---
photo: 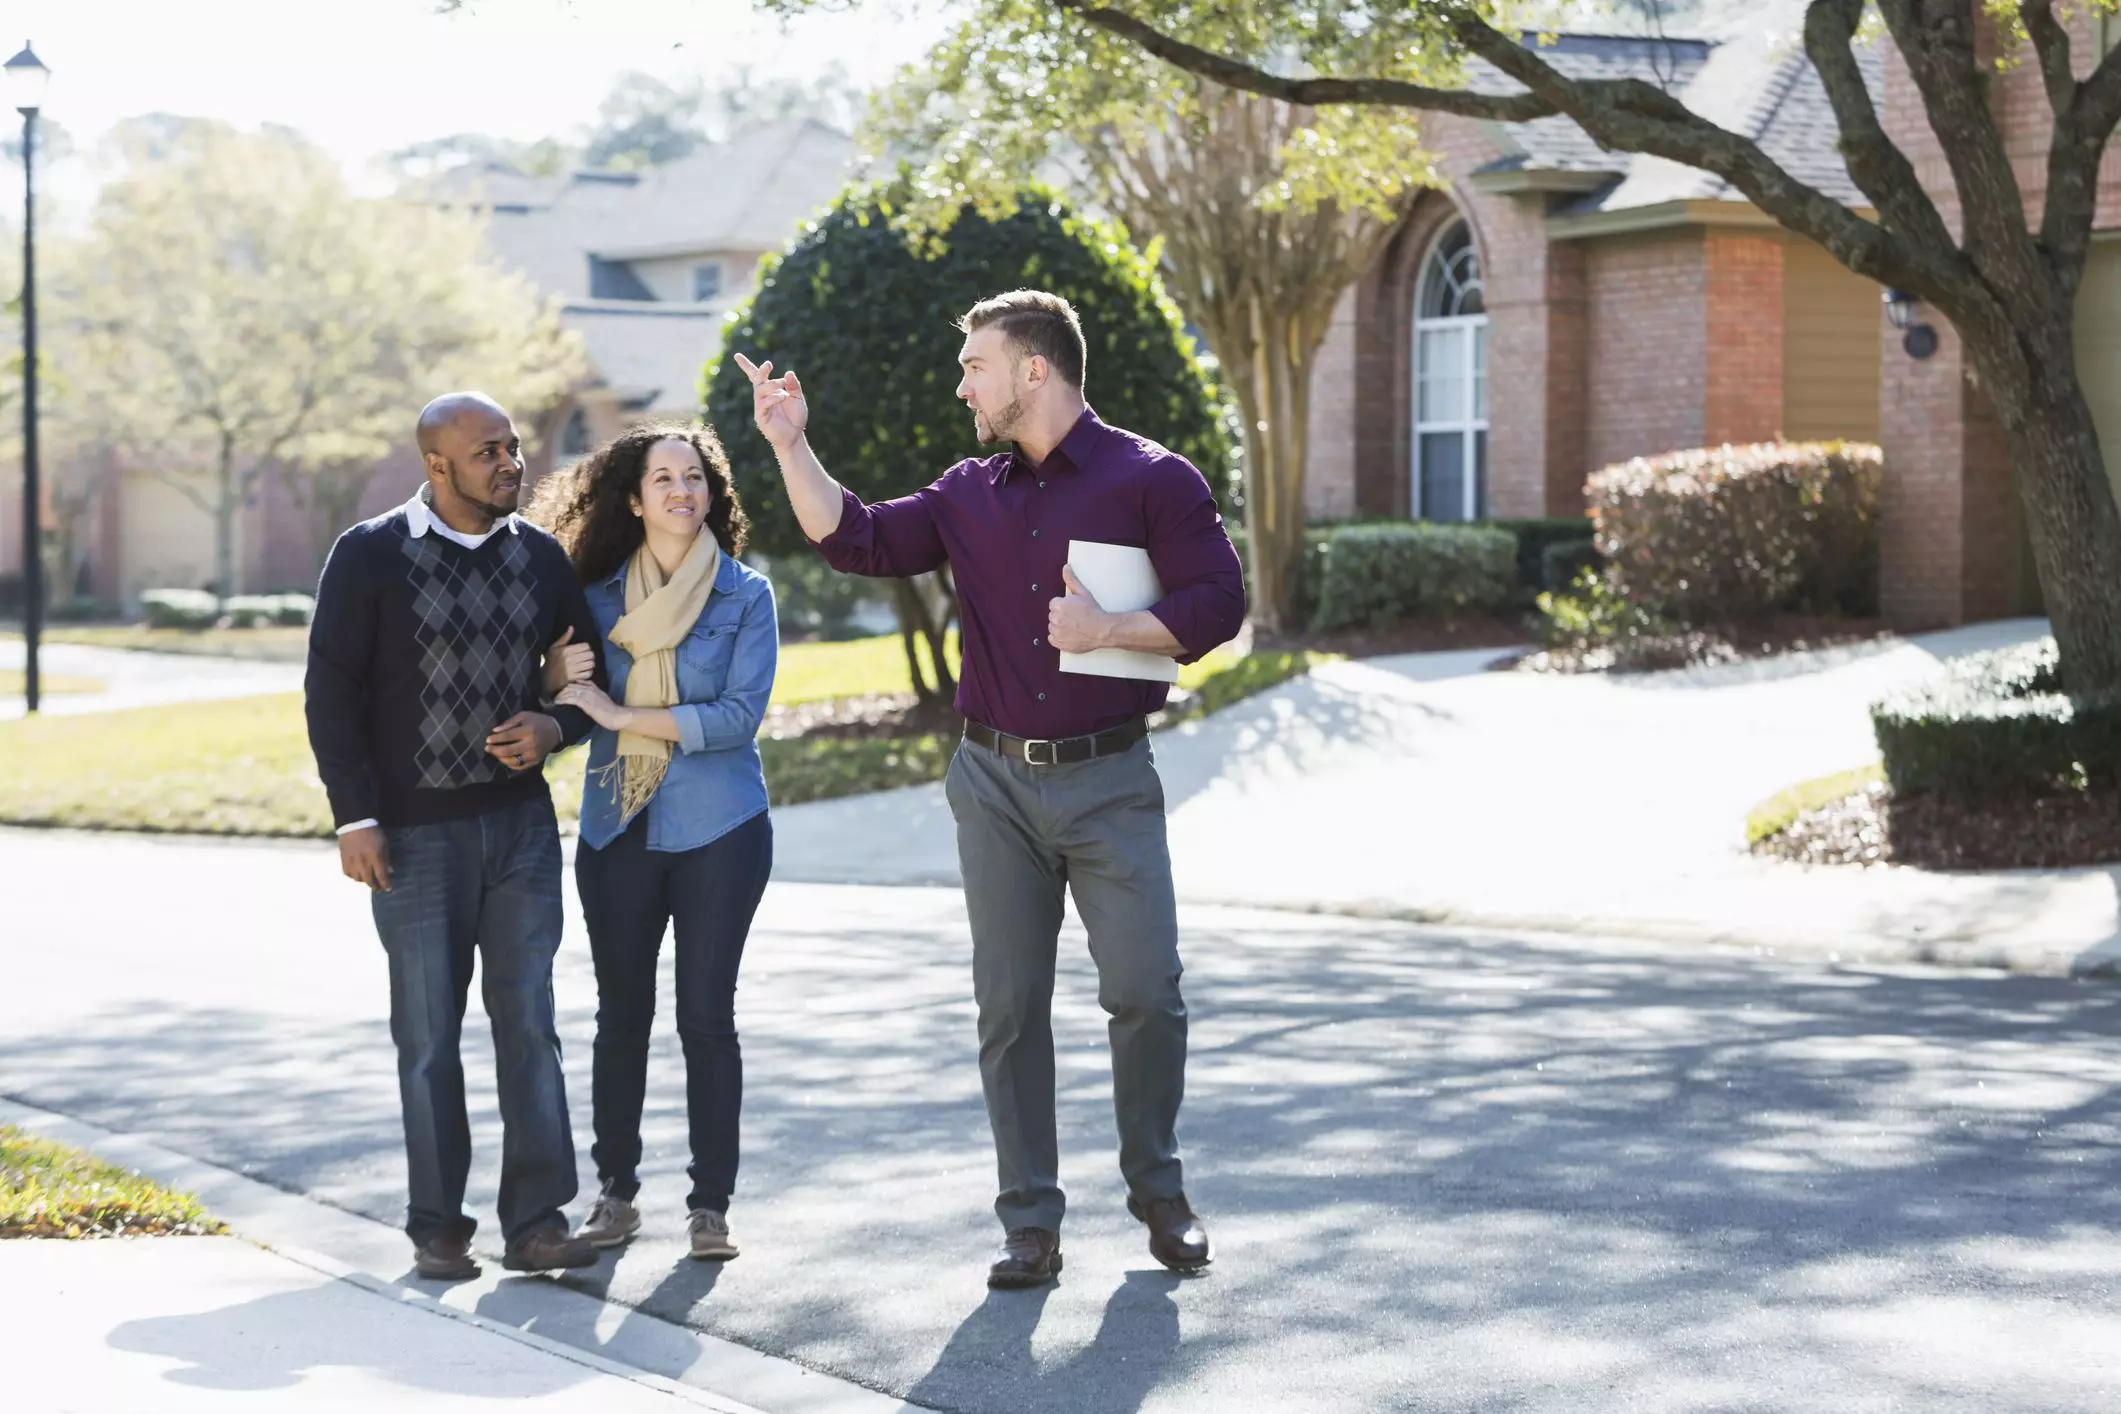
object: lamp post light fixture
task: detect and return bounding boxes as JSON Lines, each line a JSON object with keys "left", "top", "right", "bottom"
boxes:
{"left": 1883, "top": 287, "right": 1940, "bottom": 361}
{"left": 4, "top": 41, "right": 46, "bottom": 713}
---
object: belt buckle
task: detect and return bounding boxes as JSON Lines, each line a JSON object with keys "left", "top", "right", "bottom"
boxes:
{"left": 1022, "top": 737, "right": 1059, "bottom": 767}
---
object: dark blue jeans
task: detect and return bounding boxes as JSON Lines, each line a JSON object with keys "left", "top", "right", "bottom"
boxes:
{"left": 575, "top": 808, "right": 772, "bottom": 1215}
{"left": 370, "top": 795, "right": 577, "bottom": 1247}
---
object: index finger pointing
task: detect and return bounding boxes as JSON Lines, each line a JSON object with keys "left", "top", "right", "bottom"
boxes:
{"left": 733, "top": 352, "right": 765, "bottom": 384}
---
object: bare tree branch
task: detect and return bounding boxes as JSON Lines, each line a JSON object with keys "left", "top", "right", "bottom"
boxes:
{"left": 2078, "top": 30, "right": 2121, "bottom": 147}
{"left": 1050, "top": 0, "right": 1556, "bottom": 121}
{"left": 2021, "top": 0, "right": 2078, "bottom": 124}
{"left": 1802, "top": 0, "right": 1960, "bottom": 272}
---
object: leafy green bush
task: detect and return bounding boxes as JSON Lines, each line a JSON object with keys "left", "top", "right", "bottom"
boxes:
{"left": 223, "top": 594, "right": 315, "bottom": 628}
{"left": 1589, "top": 441, "right": 1881, "bottom": 622}
{"left": 139, "top": 588, "right": 219, "bottom": 629}
{"left": 1540, "top": 537, "right": 1603, "bottom": 593}
{"left": 1871, "top": 637, "right": 2121, "bottom": 798}
{"left": 1486, "top": 517, "right": 1596, "bottom": 595}
{"left": 1311, "top": 523, "right": 1516, "bottom": 633}
{"left": 759, "top": 553, "right": 872, "bottom": 641}
{"left": 1224, "top": 524, "right": 1331, "bottom": 623}
{"left": 1535, "top": 568, "right": 1677, "bottom": 653}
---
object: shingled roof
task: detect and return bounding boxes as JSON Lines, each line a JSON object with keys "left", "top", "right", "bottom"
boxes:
{"left": 1469, "top": 3, "right": 1881, "bottom": 217}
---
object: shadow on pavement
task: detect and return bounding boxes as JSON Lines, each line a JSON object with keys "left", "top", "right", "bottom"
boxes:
{"left": 18, "top": 907, "right": 2121, "bottom": 1411}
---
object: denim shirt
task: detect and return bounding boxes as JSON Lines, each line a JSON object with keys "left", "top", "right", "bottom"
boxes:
{"left": 576, "top": 550, "right": 777, "bottom": 853}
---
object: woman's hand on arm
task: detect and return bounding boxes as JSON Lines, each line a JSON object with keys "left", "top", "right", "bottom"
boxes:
{"left": 552, "top": 681, "right": 685, "bottom": 742}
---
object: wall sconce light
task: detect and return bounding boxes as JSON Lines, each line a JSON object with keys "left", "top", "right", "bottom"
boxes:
{"left": 1883, "top": 288, "right": 1939, "bottom": 359}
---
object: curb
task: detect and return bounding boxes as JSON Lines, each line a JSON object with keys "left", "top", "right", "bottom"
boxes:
{"left": 0, "top": 1098, "right": 929, "bottom": 1414}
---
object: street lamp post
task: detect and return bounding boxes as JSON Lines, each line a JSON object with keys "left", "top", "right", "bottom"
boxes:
{"left": 5, "top": 43, "right": 47, "bottom": 713}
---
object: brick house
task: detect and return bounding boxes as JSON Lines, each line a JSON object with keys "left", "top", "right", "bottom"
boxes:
{"left": 1300, "top": 8, "right": 2087, "bottom": 626}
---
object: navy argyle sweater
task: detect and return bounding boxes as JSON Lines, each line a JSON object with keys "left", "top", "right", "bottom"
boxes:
{"left": 304, "top": 495, "right": 605, "bottom": 829}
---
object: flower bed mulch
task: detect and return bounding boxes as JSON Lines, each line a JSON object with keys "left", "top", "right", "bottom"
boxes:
{"left": 1503, "top": 614, "right": 1893, "bottom": 675}
{"left": 1753, "top": 782, "right": 2121, "bottom": 870}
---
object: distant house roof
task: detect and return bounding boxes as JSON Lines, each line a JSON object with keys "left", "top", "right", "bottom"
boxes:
{"left": 1469, "top": 2, "right": 1880, "bottom": 219}
{"left": 416, "top": 119, "right": 860, "bottom": 414}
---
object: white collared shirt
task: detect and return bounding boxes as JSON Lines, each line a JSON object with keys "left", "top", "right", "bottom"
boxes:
{"left": 404, "top": 485, "right": 519, "bottom": 550}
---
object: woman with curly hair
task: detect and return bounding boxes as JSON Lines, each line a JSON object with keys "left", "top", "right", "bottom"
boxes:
{"left": 529, "top": 422, "right": 776, "bottom": 1262}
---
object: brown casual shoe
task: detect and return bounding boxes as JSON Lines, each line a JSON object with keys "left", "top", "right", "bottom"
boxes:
{"left": 1128, "top": 1192, "right": 1211, "bottom": 1273}
{"left": 687, "top": 1208, "right": 739, "bottom": 1261}
{"left": 987, "top": 1227, "right": 1062, "bottom": 1289}
{"left": 580, "top": 1187, "right": 641, "bottom": 1250}
{"left": 502, "top": 1226, "right": 598, "bottom": 1273}
{"left": 412, "top": 1232, "right": 479, "bottom": 1282}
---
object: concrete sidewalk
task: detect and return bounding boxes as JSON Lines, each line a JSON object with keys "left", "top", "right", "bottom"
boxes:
{"left": 5, "top": 1237, "right": 738, "bottom": 1412}
{"left": 0, "top": 1100, "right": 919, "bottom": 1414}
{"left": 770, "top": 617, "right": 2121, "bottom": 978}
{"left": 0, "top": 640, "right": 303, "bottom": 721}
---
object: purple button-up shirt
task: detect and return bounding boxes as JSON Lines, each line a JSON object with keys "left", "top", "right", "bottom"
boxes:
{"left": 814, "top": 407, "right": 1246, "bottom": 740}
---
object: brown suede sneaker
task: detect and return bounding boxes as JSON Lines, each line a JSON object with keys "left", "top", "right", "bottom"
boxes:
{"left": 412, "top": 1232, "right": 479, "bottom": 1282}
{"left": 579, "top": 1187, "right": 641, "bottom": 1250}
{"left": 987, "top": 1227, "right": 1062, "bottom": 1289}
{"left": 502, "top": 1226, "right": 598, "bottom": 1273}
{"left": 687, "top": 1208, "right": 739, "bottom": 1261}
{"left": 1128, "top": 1192, "right": 1211, "bottom": 1273}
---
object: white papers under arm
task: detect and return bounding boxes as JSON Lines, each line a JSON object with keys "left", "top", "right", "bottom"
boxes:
{"left": 1058, "top": 540, "right": 1181, "bottom": 683}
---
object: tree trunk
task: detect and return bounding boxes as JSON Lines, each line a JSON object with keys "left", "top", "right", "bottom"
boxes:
{"left": 1964, "top": 326, "right": 2121, "bottom": 696}
{"left": 1228, "top": 303, "right": 1315, "bottom": 634}
{"left": 891, "top": 577, "right": 936, "bottom": 703}
{"left": 213, "top": 435, "right": 238, "bottom": 606}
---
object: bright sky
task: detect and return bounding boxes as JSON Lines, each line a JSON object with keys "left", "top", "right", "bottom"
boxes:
{"left": 17, "top": 0, "right": 950, "bottom": 209}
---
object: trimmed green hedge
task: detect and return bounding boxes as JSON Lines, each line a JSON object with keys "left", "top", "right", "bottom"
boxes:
{"left": 1311, "top": 524, "right": 1516, "bottom": 632}
{"left": 1226, "top": 521, "right": 1517, "bottom": 632}
{"left": 1871, "top": 637, "right": 2121, "bottom": 798}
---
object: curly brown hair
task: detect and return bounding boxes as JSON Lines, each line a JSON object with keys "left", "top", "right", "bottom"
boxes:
{"left": 527, "top": 422, "right": 750, "bottom": 585}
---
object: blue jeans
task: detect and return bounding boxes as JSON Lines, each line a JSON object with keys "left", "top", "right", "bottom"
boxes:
{"left": 575, "top": 808, "right": 772, "bottom": 1215}
{"left": 370, "top": 796, "right": 577, "bottom": 1246}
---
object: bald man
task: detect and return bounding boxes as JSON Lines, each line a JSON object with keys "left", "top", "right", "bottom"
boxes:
{"left": 305, "top": 392, "right": 608, "bottom": 1279}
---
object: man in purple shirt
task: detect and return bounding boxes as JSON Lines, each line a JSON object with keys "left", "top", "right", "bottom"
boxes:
{"left": 734, "top": 289, "right": 1244, "bottom": 1287}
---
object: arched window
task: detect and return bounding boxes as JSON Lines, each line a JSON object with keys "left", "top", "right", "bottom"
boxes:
{"left": 1413, "top": 220, "right": 1489, "bottom": 522}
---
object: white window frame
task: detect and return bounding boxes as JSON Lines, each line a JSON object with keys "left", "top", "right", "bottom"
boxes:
{"left": 692, "top": 261, "right": 724, "bottom": 302}
{"left": 1412, "top": 226, "right": 1489, "bottom": 523}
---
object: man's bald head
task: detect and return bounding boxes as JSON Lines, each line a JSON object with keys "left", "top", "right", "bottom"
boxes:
{"left": 417, "top": 391, "right": 525, "bottom": 529}
{"left": 416, "top": 391, "right": 511, "bottom": 458}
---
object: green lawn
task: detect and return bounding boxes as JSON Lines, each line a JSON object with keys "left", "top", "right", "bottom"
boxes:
{"left": 1, "top": 1125, "right": 224, "bottom": 1239}
{"left": 0, "top": 645, "right": 1319, "bottom": 836}
{"left": 1745, "top": 761, "right": 1885, "bottom": 845}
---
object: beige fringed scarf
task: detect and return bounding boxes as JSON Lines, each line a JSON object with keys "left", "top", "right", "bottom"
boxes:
{"left": 595, "top": 531, "right": 720, "bottom": 825}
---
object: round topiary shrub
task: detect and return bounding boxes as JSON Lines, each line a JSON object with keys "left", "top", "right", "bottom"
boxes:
{"left": 1589, "top": 441, "right": 1881, "bottom": 623}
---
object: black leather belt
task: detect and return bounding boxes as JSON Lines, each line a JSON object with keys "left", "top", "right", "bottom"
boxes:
{"left": 964, "top": 715, "right": 1147, "bottom": 766}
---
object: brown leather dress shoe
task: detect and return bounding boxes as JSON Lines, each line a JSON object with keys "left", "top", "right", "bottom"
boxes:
{"left": 412, "top": 1232, "right": 480, "bottom": 1282}
{"left": 987, "top": 1227, "right": 1063, "bottom": 1289}
{"left": 1129, "top": 1192, "right": 1211, "bottom": 1273}
{"left": 502, "top": 1226, "right": 598, "bottom": 1273}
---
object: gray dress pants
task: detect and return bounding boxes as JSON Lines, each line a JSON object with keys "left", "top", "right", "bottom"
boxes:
{"left": 945, "top": 734, "right": 1187, "bottom": 1233}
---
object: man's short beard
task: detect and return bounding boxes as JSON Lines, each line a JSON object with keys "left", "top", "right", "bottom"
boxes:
{"left": 447, "top": 464, "right": 518, "bottom": 520}
{"left": 977, "top": 396, "right": 1025, "bottom": 445}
